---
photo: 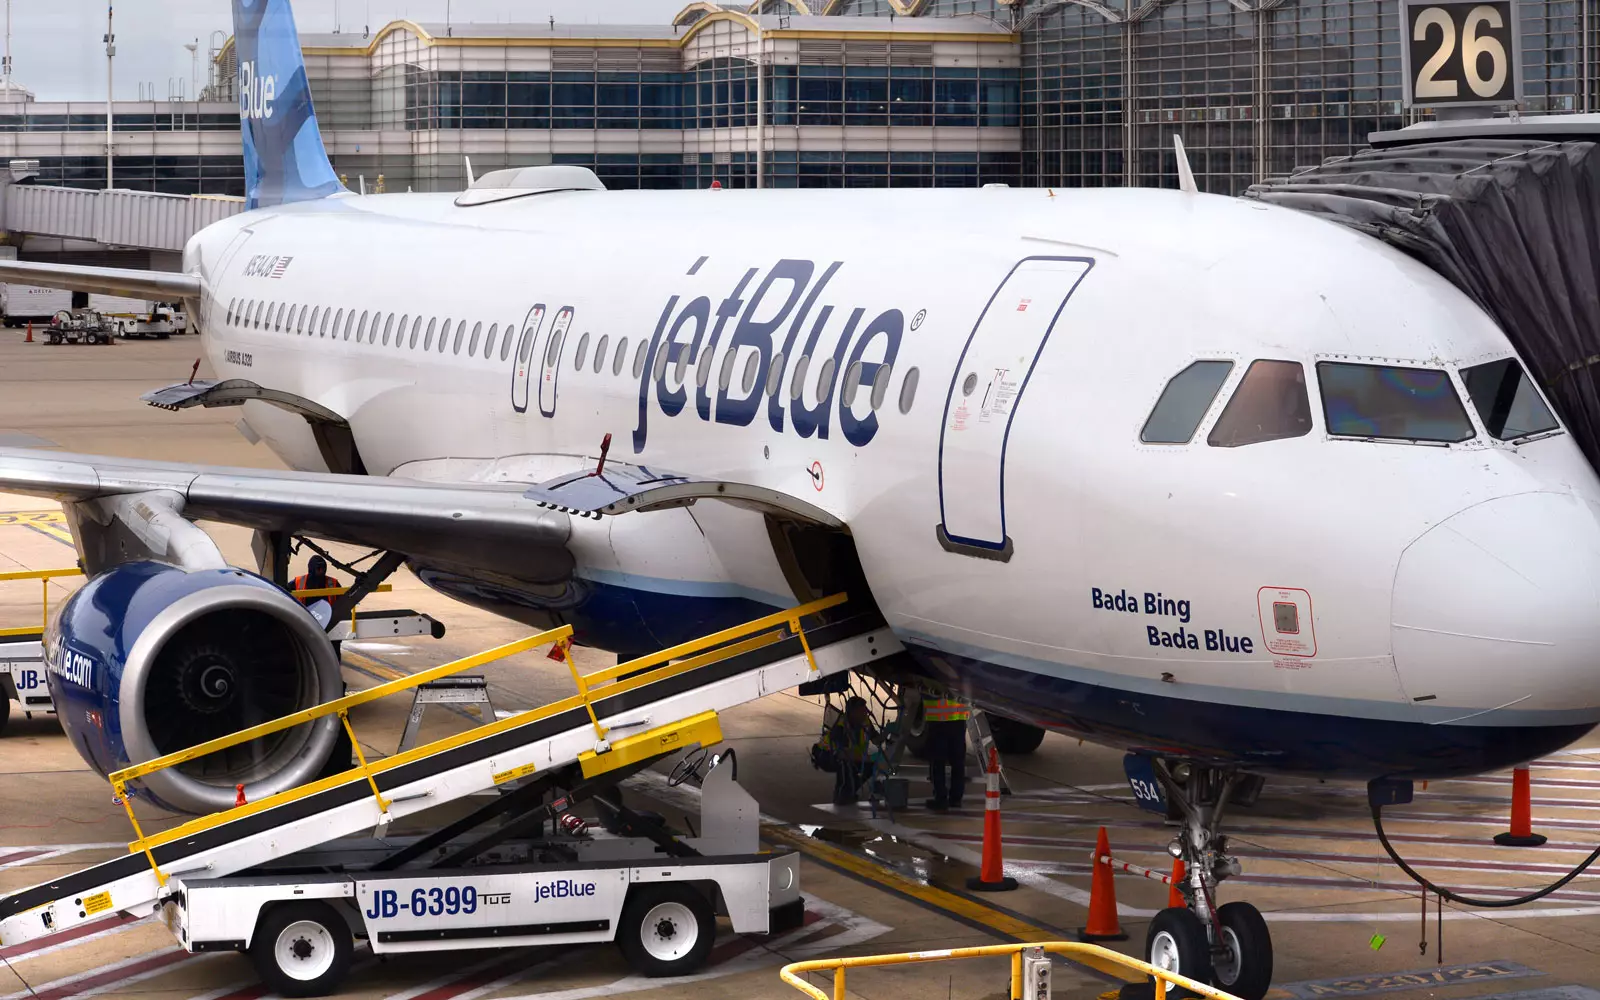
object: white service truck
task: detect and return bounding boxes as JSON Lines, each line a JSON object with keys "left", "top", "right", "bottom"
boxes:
{"left": 161, "top": 756, "right": 801, "bottom": 997}
{"left": 1, "top": 284, "right": 73, "bottom": 327}
{"left": 89, "top": 295, "right": 187, "bottom": 338}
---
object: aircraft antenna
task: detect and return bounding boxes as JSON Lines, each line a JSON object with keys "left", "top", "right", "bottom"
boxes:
{"left": 1172, "top": 134, "right": 1197, "bottom": 195}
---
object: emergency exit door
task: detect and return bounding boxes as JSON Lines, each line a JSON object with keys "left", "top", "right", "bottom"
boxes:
{"left": 538, "top": 306, "right": 574, "bottom": 418}
{"left": 936, "top": 256, "right": 1094, "bottom": 560}
{"left": 509, "top": 304, "right": 545, "bottom": 414}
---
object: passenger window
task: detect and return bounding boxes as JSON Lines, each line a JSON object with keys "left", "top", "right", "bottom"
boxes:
{"left": 816, "top": 357, "right": 837, "bottom": 398}
{"left": 767, "top": 353, "right": 785, "bottom": 396}
{"left": 654, "top": 343, "right": 670, "bottom": 381}
{"left": 594, "top": 334, "right": 608, "bottom": 374}
{"left": 718, "top": 349, "right": 737, "bottom": 391}
{"left": 518, "top": 325, "right": 535, "bottom": 364}
{"left": 226, "top": 298, "right": 236, "bottom": 324}
{"left": 696, "top": 342, "right": 714, "bottom": 388}
{"left": 841, "top": 360, "right": 863, "bottom": 407}
{"left": 632, "top": 340, "right": 647, "bottom": 379}
{"left": 1142, "top": 360, "right": 1234, "bottom": 444}
{"left": 357, "top": 311, "right": 369, "bottom": 342}
{"left": 452, "top": 320, "right": 465, "bottom": 355}
{"left": 332, "top": 308, "right": 344, "bottom": 338}
{"left": 871, "top": 363, "right": 893, "bottom": 410}
{"left": 382, "top": 313, "right": 394, "bottom": 346}
{"left": 439, "top": 319, "right": 451, "bottom": 353}
{"left": 273, "top": 303, "right": 284, "bottom": 331}
{"left": 424, "top": 318, "right": 436, "bottom": 351}
{"left": 483, "top": 323, "right": 497, "bottom": 359}
{"left": 1208, "top": 360, "right": 1313, "bottom": 448}
{"left": 614, "top": 336, "right": 629, "bottom": 376}
{"left": 343, "top": 310, "right": 356, "bottom": 340}
{"left": 575, "top": 333, "right": 590, "bottom": 371}
{"left": 410, "top": 316, "right": 422, "bottom": 350}
{"left": 1461, "top": 358, "right": 1560, "bottom": 441}
{"left": 396, "top": 314, "right": 408, "bottom": 347}
{"left": 1317, "top": 362, "right": 1474, "bottom": 443}
{"left": 790, "top": 355, "right": 811, "bottom": 400}
{"left": 468, "top": 321, "right": 482, "bottom": 356}
{"left": 898, "top": 366, "right": 920, "bottom": 414}
{"left": 546, "top": 329, "right": 563, "bottom": 367}
{"left": 742, "top": 351, "right": 760, "bottom": 394}
{"left": 294, "top": 305, "right": 305, "bottom": 334}
{"left": 309, "top": 306, "right": 321, "bottom": 335}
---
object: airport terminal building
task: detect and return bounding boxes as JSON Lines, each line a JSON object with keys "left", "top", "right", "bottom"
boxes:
{"left": 0, "top": 0, "right": 1590, "bottom": 197}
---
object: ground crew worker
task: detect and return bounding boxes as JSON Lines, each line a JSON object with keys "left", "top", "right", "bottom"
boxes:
{"left": 922, "top": 691, "right": 970, "bottom": 811}
{"left": 291, "top": 555, "right": 341, "bottom": 605}
{"left": 819, "top": 696, "right": 880, "bottom": 805}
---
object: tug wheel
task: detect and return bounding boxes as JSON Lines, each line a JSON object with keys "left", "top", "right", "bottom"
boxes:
{"left": 251, "top": 900, "right": 352, "bottom": 997}
{"left": 617, "top": 882, "right": 715, "bottom": 977}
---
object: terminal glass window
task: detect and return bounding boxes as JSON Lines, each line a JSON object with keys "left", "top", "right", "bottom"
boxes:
{"left": 1460, "top": 358, "right": 1561, "bottom": 441}
{"left": 1208, "top": 360, "right": 1313, "bottom": 447}
{"left": 1142, "top": 360, "right": 1234, "bottom": 443}
{"left": 1317, "top": 362, "right": 1474, "bottom": 443}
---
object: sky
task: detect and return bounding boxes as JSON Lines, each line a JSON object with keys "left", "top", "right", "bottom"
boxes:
{"left": 11, "top": 0, "right": 693, "bottom": 102}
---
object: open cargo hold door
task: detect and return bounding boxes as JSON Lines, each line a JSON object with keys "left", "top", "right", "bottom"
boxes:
{"left": 1245, "top": 138, "right": 1600, "bottom": 470}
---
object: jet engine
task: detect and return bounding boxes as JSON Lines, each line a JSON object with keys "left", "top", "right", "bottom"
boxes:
{"left": 47, "top": 561, "right": 343, "bottom": 814}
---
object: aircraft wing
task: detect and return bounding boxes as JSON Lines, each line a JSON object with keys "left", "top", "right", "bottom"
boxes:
{"left": 0, "top": 260, "right": 201, "bottom": 301}
{"left": 0, "top": 447, "right": 571, "bottom": 576}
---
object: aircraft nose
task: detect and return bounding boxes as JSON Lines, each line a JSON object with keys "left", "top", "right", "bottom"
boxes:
{"left": 1392, "top": 493, "right": 1600, "bottom": 716}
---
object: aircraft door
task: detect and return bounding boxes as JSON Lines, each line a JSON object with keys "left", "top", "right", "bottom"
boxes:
{"left": 936, "top": 256, "right": 1094, "bottom": 560}
{"left": 538, "top": 306, "right": 574, "bottom": 418}
{"left": 509, "top": 304, "right": 545, "bottom": 414}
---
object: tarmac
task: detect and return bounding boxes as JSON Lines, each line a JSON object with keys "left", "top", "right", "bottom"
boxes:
{"left": 0, "top": 334, "right": 1598, "bottom": 999}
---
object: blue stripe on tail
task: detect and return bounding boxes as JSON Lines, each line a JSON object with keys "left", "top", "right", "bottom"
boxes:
{"left": 232, "top": 0, "right": 343, "bottom": 210}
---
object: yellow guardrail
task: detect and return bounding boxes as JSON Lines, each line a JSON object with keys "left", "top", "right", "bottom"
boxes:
{"left": 780, "top": 941, "right": 1240, "bottom": 1000}
{"left": 114, "top": 590, "right": 848, "bottom": 885}
{"left": 0, "top": 567, "right": 83, "bottom": 639}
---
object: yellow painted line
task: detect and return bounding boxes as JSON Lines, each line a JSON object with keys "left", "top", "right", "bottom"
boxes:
{"left": 0, "top": 510, "right": 66, "bottom": 525}
{"left": 342, "top": 649, "right": 408, "bottom": 683}
{"left": 762, "top": 824, "right": 1141, "bottom": 983}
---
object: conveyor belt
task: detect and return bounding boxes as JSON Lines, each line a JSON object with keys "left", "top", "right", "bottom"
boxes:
{"left": 0, "top": 605, "right": 899, "bottom": 946}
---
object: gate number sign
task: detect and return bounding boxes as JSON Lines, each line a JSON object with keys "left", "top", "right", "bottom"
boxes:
{"left": 1401, "top": 0, "right": 1521, "bottom": 109}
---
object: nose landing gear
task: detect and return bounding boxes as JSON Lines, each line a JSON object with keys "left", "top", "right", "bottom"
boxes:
{"left": 1147, "top": 762, "right": 1273, "bottom": 1000}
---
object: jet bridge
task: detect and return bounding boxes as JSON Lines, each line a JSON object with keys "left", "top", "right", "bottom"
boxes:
{"left": 0, "top": 591, "right": 897, "bottom": 949}
{"left": 1244, "top": 116, "right": 1600, "bottom": 472}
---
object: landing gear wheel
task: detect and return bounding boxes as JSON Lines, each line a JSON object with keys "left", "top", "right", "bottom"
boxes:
{"left": 1213, "top": 901, "right": 1273, "bottom": 1000}
{"left": 988, "top": 715, "right": 1045, "bottom": 755}
{"left": 617, "top": 883, "right": 715, "bottom": 977}
{"left": 250, "top": 901, "right": 352, "bottom": 997}
{"left": 1145, "top": 906, "right": 1212, "bottom": 993}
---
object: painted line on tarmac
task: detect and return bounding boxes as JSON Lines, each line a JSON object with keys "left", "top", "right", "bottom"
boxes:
{"left": 0, "top": 946, "right": 213, "bottom": 1000}
{"left": 0, "top": 913, "right": 136, "bottom": 963}
{"left": 1276, "top": 960, "right": 1539, "bottom": 998}
{"left": 490, "top": 896, "right": 890, "bottom": 1000}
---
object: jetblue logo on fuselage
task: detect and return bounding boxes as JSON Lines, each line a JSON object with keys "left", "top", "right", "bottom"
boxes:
{"left": 239, "top": 62, "right": 276, "bottom": 121}
{"left": 632, "top": 258, "right": 904, "bottom": 453}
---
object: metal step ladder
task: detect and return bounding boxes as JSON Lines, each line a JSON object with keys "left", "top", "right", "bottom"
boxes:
{"left": 397, "top": 676, "right": 497, "bottom": 753}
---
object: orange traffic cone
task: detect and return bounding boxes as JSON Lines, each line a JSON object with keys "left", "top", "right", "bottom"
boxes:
{"left": 23, "top": 322, "right": 31, "bottom": 343}
{"left": 1077, "top": 826, "right": 1128, "bottom": 941}
{"left": 1167, "top": 857, "right": 1186, "bottom": 909}
{"left": 966, "top": 746, "right": 1017, "bottom": 892}
{"left": 1494, "top": 766, "right": 1547, "bottom": 846}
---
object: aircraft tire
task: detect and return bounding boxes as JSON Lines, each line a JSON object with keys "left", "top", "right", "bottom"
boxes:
{"left": 1145, "top": 906, "right": 1211, "bottom": 993}
{"left": 0, "top": 693, "right": 10, "bottom": 735}
{"left": 988, "top": 715, "right": 1046, "bottom": 755}
{"left": 1213, "top": 901, "right": 1273, "bottom": 1000}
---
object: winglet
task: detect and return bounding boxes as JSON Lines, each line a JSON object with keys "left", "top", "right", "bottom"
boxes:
{"left": 1173, "top": 134, "right": 1198, "bottom": 195}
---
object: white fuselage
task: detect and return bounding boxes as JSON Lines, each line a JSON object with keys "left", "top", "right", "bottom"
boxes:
{"left": 188, "top": 185, "right": 1600, "bottom": 777}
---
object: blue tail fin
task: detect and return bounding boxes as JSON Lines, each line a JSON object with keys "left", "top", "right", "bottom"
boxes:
{"left": 232, "top": 0, "right": 343, "bottom": 210}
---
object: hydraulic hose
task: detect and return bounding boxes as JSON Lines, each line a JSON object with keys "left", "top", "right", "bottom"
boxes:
{"left": 1372, "top": 804, "right": 1600, "bottom": 907}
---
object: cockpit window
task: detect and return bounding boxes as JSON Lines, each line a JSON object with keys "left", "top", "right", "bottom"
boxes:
{"left": 1317, "top": 362, "right": 1474, "bottom": 443}
{"left": 1142, "top": 360, "right": 1233, "bottom": 444}
{"left": 1460, "top": 358, "right": 1560, "bottom": 441}
{"left": 1207, "top": 360, "right": 1313, "bottom": 448}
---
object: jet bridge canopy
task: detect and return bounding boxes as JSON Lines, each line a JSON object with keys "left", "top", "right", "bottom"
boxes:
{"left": 1244, "top": 135, "right": 1600, "bottom": 472}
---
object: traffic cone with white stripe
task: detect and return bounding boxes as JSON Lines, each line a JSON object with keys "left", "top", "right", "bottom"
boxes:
{"left": 1493, "top": 766, "right": 1547, "bottom": 847}
{"left": 966, "top": 746, "right": 1017, "bottom": 892}
{"left": 1077, "top": 826, "right": 1128, "bottom": 941}
{"left": 1167, "top": 857, "right": 1186, "bottom": 908}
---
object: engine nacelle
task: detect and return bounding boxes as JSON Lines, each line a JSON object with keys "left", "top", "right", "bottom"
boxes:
{"left": 46, "top": 561, "right": 343, "bottom": 814}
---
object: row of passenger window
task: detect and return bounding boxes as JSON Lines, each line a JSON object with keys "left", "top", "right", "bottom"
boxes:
{"left": 224, "top": 295, "right": 920, "bottom": 415}
{"left": 1142, "top": 356, "right": 1558, "bottom": 447}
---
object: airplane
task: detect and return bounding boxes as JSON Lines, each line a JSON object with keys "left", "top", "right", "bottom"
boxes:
{"left": 0, "top": 0, "right": 1597, "bottom": 995}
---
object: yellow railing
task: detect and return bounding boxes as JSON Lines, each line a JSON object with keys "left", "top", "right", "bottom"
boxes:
{"left": 113, "top": 590, "right": 848, "bottom": 885}
{"left": 0, "top": 567, "right": 83, "bottom": 639}
{"left": 780, "top": 942, "right": 1240, "bottom": 1000}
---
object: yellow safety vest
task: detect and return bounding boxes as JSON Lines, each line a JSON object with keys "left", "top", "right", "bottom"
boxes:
{"left": 821, "top": 721, "right": 870, "bottom": 762}
{"left": 923, "top": 697, "right": 970, "bottom": 722}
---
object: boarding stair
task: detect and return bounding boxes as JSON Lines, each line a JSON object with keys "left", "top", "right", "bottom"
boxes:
{"left": 0, "top": 592, "right": 896, "bottom": 948}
